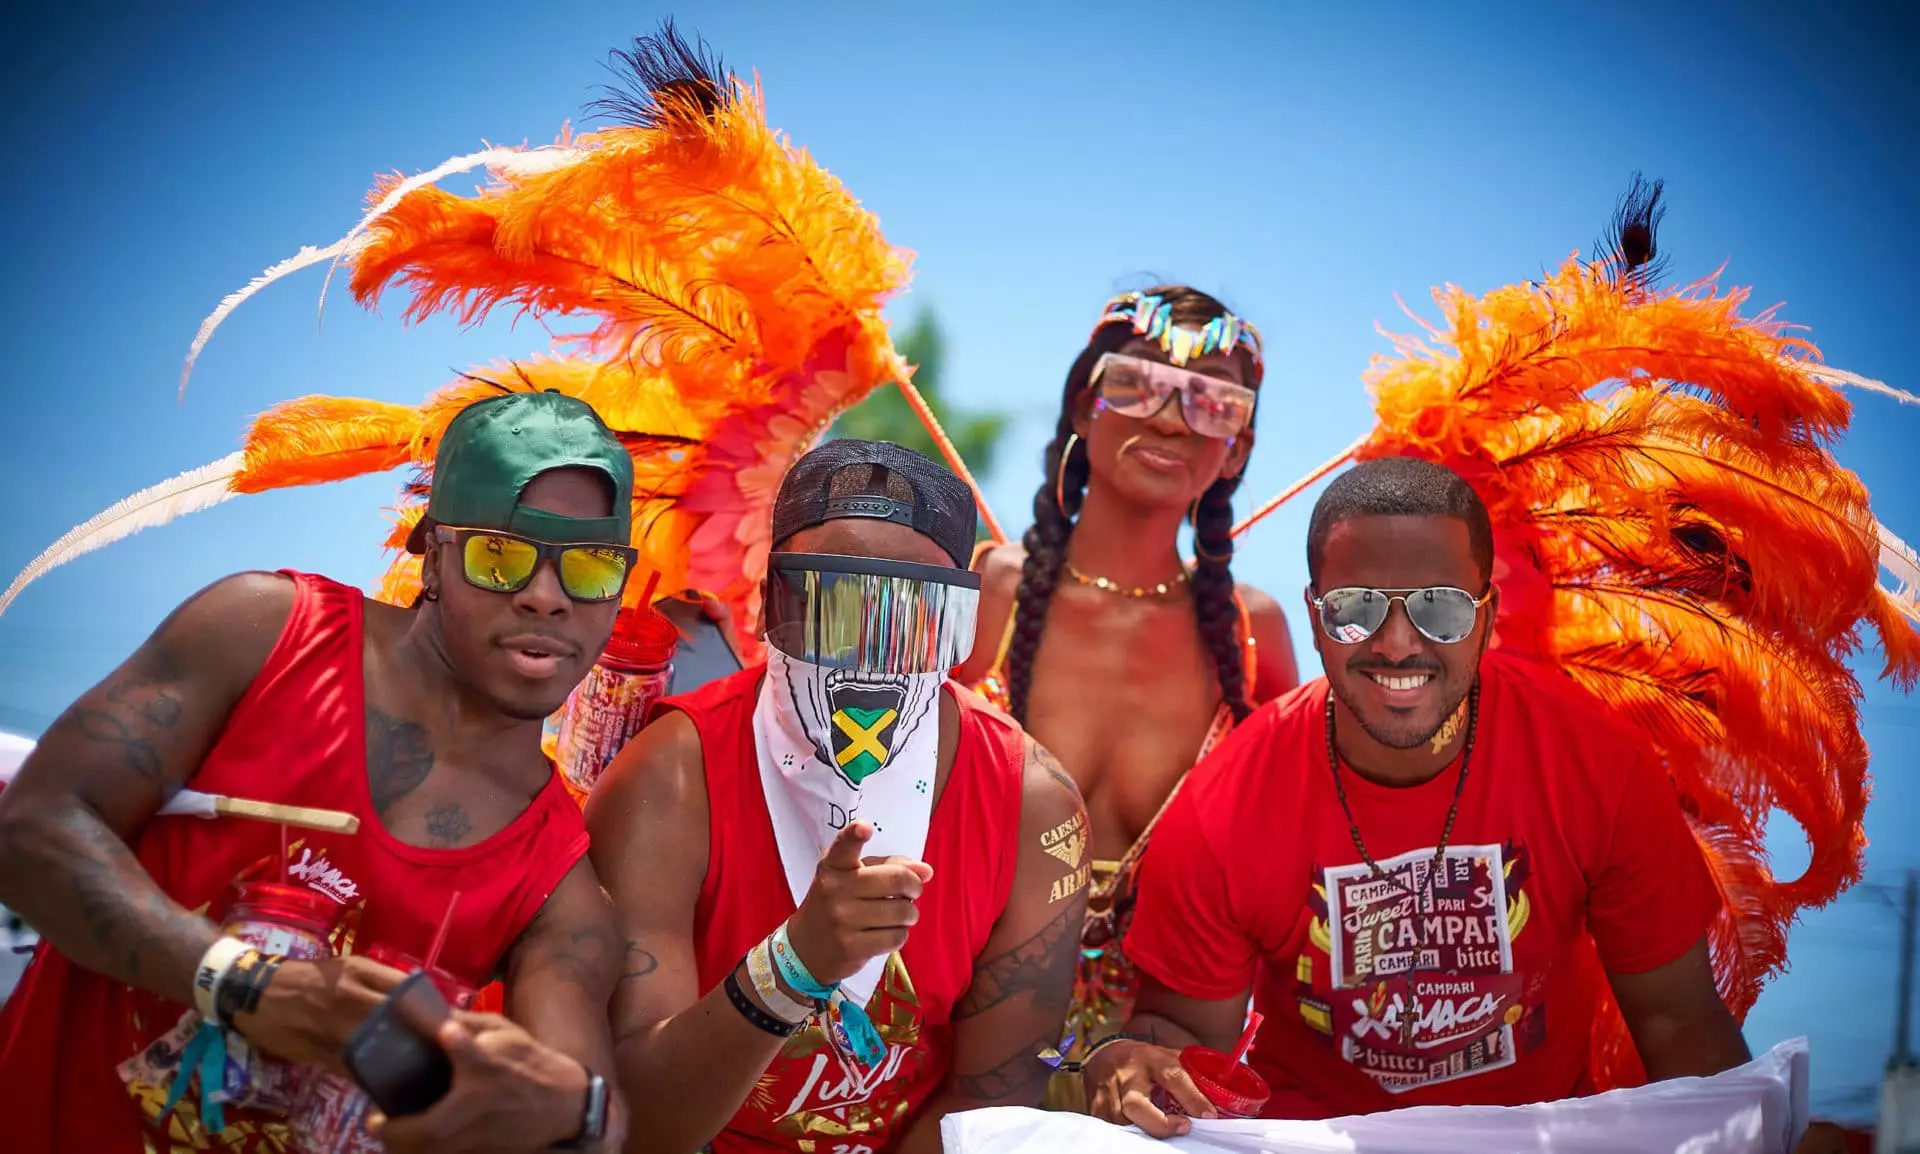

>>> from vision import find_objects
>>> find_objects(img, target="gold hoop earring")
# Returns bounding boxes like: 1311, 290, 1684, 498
1055, 433, 1081, 518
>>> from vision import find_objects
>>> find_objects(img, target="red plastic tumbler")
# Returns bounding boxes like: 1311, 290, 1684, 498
1177, 1045, 1271, 1119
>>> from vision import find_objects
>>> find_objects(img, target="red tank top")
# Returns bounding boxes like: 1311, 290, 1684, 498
0, 571, 589, 1153
669, 667, 1024, 1153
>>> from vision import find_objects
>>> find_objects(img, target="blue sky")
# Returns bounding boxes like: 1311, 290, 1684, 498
3, 0, 1917, 1122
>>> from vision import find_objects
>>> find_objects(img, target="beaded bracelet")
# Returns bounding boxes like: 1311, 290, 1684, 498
724, 969, 803, 1038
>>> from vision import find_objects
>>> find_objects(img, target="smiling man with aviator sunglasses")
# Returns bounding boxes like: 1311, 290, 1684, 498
1082, 456, 1752, 1136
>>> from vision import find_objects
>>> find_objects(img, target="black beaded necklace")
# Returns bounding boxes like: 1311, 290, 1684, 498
1324, 679, 1481, 898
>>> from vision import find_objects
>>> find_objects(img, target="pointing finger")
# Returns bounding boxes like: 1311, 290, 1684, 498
821, 822, 874, 871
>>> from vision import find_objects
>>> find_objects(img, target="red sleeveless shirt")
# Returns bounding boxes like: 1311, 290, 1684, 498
666, 667, 1024, 1154
0, 571, 589, 1153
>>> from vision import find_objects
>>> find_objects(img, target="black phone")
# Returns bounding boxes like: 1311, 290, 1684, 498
341, 970, 454, 1118
665, 604, 744, 696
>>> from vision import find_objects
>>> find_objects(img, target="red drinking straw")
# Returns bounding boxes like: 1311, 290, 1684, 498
279, 823, 289, 885
425, 890, 462, 971
1227, 1011, 1264, 1066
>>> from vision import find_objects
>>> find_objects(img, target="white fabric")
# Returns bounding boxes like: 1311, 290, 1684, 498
0, 732, 31, 778
942, 1038, 1811, 1154
752, 649, 944, 1005
0, 734, 216, 818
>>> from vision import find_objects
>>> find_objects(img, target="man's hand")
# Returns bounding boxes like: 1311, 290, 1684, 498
368, 1011, 594, 1154
1084, 1038, 1217, 1139
231, 955, 410, 1072
784, 820, 932, 986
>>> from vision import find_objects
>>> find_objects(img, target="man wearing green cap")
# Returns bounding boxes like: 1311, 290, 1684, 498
0, 391, 632, 1154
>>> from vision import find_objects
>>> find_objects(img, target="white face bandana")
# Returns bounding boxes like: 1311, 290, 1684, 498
754, 651, 943, 1004
751, 552, 980, 1006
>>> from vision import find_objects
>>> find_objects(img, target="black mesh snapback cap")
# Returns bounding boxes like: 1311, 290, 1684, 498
770, 439, 977, 568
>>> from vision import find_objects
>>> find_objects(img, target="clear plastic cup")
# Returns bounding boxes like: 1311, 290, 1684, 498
224, 881, 342, 959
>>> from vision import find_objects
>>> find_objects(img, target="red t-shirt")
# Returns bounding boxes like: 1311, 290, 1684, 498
664, 667, 1024, 1153
0, 571, 589, 1153
1124, 648, 1720, 1119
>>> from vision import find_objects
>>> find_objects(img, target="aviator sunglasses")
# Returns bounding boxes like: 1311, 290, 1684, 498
1089, 352, 1257, 440
434, 526, 638, 603
1308, 585, 1492, 646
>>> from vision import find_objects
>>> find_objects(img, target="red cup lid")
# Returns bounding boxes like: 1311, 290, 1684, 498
604, 607, 678, 667
1179, 1046, 1270, 1117
359, 943, 477, 1006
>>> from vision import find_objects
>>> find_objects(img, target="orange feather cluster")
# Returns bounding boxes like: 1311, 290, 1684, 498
1362, 257, 1920, 1088
338, 76, 912, 646
196, 67, 911, 649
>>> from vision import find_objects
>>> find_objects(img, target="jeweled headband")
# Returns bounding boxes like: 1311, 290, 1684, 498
1093, 291, 1265, 368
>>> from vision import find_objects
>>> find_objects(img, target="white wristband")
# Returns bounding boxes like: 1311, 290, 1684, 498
747, 935, 813, 1024
193, 937, 250, 1023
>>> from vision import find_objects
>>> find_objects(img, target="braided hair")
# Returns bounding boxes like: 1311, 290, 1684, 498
1006, 285, 1261, 726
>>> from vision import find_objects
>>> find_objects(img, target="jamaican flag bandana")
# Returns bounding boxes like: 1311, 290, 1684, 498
751, 553, 978, 1006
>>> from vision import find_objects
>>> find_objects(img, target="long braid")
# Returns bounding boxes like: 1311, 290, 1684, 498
1190, 475, 1253, 720
1007, 402, 1088, 724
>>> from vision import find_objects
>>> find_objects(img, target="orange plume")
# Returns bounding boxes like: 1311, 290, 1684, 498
340, 28, 913, 651
230, 396, 421, 494
13, 26, 916, 646
1360, 250, 1920, 1088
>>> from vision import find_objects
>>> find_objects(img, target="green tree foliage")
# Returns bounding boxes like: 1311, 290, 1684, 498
831, 308, 1008, 483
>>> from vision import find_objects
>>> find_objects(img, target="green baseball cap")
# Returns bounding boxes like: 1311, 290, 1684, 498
405, 391, 634, 553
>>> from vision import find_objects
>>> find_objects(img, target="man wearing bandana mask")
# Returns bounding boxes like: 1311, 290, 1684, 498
587, 440, 1090, 1154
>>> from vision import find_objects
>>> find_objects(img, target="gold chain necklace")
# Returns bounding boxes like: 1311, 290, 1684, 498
1063, 560, 1190, 599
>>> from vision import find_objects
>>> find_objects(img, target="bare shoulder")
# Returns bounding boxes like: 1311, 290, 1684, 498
159, 570, 299, 686
1235, 581, 1300, 702
1235, 581, 1287, 623
1017, 733, 1085, 837
957, 543, 1028, 683
584, 710, 710, 885
976, 543, 1028, 593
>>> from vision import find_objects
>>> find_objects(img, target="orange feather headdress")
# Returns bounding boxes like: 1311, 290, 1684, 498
1, 25, 914, 658
1337, 176, 1920, 1088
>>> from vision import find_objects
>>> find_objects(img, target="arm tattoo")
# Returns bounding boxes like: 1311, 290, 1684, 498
507, 896, 622, 999
953, 1024, 1058, 1102
1026, 739, 1078, 796
424, 803, 472, 847
50, 639, 187, 792
953, 901, 1079, 1019
542, 921, 623, 991
622, 941, 659, 981
365, 709, 435, 816
36, 803, 215, 997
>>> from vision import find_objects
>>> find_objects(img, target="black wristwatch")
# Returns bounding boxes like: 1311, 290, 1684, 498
552, 1071, 608, 1150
